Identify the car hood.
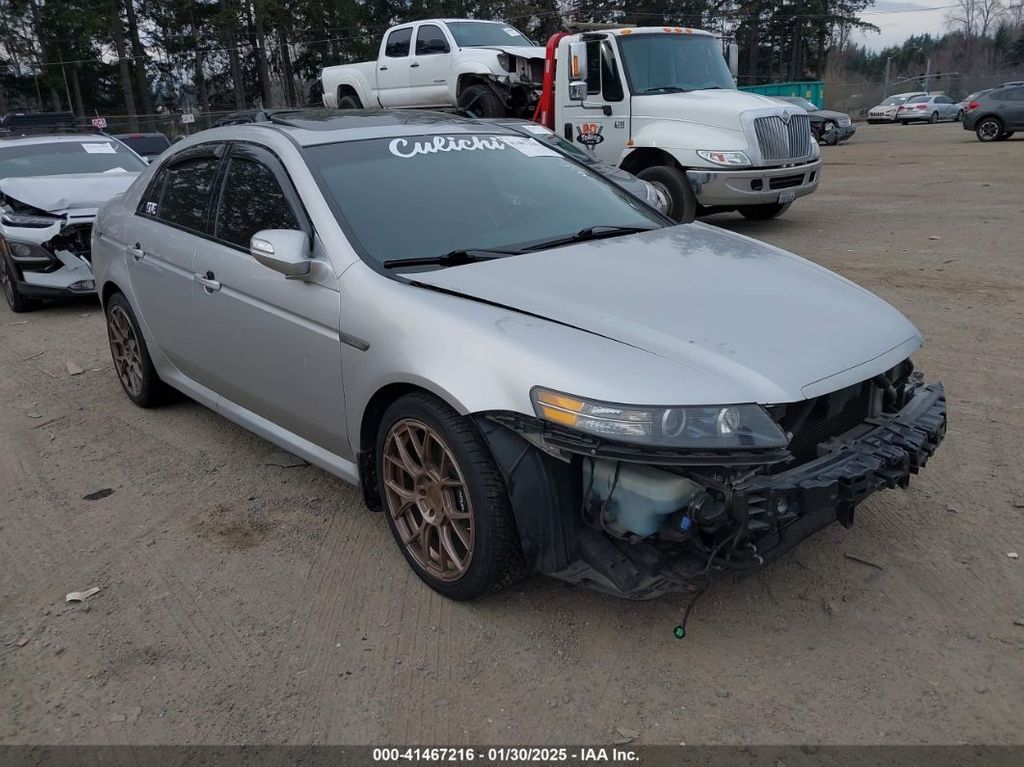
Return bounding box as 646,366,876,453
0,172,139,213
812,109,849,121
411,224,921,404
632,89,788,132
473,44,546,60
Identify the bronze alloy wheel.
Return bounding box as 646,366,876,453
382,418,475,582
107,305,144,397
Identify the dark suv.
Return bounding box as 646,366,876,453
963,84,1024,142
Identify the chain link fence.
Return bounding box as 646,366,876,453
824,71,1024,118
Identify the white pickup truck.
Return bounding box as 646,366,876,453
321,19,546,117
322,22,821,223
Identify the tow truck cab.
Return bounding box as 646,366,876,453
534,28,822,223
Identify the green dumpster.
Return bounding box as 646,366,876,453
738,81,825,109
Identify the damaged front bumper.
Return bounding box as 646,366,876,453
1,216,97,298
477,376,946,600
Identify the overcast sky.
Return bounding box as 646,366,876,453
855,1,954,50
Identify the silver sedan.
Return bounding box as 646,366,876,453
896,94,964,123
91,110,946,601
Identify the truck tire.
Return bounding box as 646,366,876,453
738,202,792,220
458,84,505,118
637,165,697,223
338,93,362,109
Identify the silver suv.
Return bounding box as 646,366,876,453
91,110,946,600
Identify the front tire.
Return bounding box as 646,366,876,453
738,202,792,221
637,165,697,223
376,392,524,600
0,247,37,313
104,292,172,408
457,84,505,118
976,117,1003,142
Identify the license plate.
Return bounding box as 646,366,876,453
779,191,796,204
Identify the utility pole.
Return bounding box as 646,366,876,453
883,56,892,97
923,57,931,93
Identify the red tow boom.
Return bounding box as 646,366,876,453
531,32,568,129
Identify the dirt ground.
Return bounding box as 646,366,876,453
1,123,1022,747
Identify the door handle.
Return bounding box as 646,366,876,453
380,66,388,71
410,62,420,68
195,271,221,292
128,243,145,261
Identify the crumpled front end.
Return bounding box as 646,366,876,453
476,363,946,599
0,204,98,298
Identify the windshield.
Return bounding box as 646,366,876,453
0,139,145,179
307,134,663,268
447,22,534,48
617,34,735,94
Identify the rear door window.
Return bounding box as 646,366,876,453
213,155,301,249
143,154,221,232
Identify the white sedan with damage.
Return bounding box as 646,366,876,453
0,134,144,312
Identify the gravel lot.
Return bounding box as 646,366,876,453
1,123,1022,746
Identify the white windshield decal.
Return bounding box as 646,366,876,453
503,27,518,36
388,135,508,159
82,143,116,154
500,136,560,157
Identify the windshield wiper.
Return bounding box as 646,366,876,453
519,225,659,253
641,86,689,94
382,248,521,270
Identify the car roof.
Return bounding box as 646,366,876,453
0,133,118,147
198,108,522,147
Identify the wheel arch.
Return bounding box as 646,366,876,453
356,380,473,510
336,84,363,108
619,147,682,176
100,279,124,308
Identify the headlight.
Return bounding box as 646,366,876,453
696,150,750,167
496,53,511,72
641,181,671,213
2,212,60,228
531,388,788,449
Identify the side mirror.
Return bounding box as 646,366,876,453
727,43,739,79
249,229,311,278
568,81,587,101
569,41,588,84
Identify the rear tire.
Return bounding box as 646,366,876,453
338,93,362,109
930,111,939,124
976,117,1003,142
457,84,505,118
104,292,173,408
956,109,964,122
376,392,524,600
637,165,697,223
738,202,792,221
0,248,37,313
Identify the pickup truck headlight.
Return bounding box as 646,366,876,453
531,388,788,449
2,212,60,228
496,53,511,72
696,150,750,167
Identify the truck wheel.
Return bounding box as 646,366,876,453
0,247,36,313
338,93,362,109
637,165,697,223
976,117,1003,142
457,84,505,118
738,202,792,221
376,392,524,600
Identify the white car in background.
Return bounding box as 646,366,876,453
0,133,145,312
867,92,926,123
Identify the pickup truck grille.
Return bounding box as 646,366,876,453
753,114,812,162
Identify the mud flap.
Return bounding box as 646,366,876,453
473,416,581,574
